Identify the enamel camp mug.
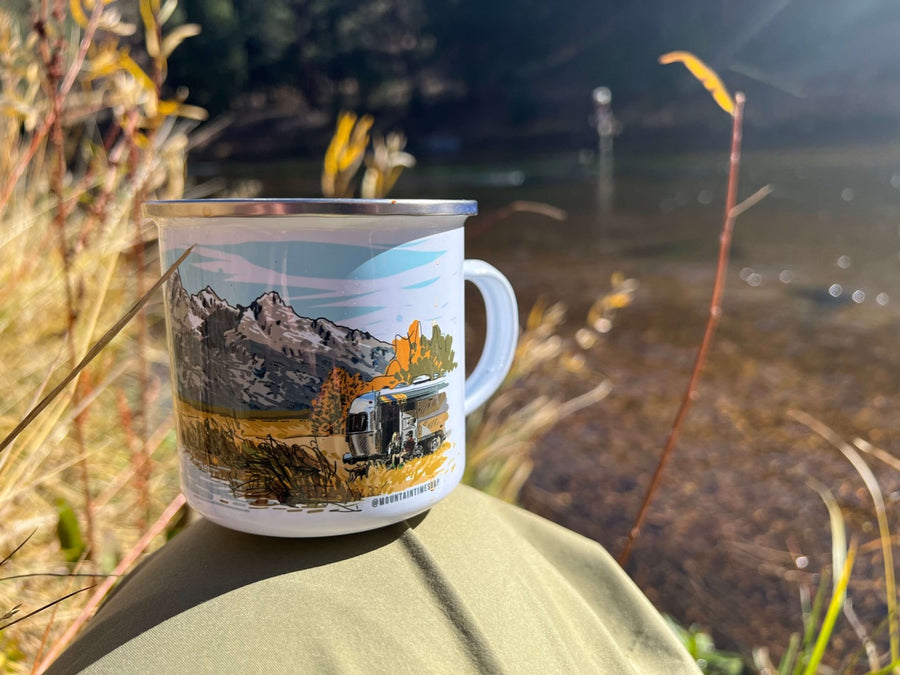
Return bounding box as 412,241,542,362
144,199,518,537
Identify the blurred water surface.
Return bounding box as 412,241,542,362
203,142,900,659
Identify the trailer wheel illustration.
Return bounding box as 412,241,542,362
343,375,449,468
426,432,443,454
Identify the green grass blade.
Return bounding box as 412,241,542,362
778,633,800,675
867,657,900,675
790,410,899,664
796,572,831,674
801,541,857,675
809,479,847,594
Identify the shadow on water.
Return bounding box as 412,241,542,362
208,143,900,663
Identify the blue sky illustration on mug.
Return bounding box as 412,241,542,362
165,236,454,340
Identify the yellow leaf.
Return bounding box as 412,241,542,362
162,23,201,58
69,0,88,28
158,99,208,120
157,99,179,116
85,46,120,80
175,104,208,121
360,167,382,199
158,0,178,25
337,114,372,173
337,145,364,174
525,297,549,332
116,49,156,93
407,320,420,346
350,114,373,148
334,112,357,145
659,51,735,115
140,0,160,59
604,292,632,310
322,111,374,196
324,112,355,177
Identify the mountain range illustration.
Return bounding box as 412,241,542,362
167,270,394,412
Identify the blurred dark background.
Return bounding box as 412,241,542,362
148,0,900,160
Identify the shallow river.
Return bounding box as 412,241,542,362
209,140,900,664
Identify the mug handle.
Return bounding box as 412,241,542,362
463,259,519,415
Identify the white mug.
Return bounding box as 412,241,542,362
145,199,518,536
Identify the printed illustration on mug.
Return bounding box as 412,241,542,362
167,270,458,509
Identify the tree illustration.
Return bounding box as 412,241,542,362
311,367,367,435
420,322,458,375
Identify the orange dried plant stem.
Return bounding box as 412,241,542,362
618,92,745,566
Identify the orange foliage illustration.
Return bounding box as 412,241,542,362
658,51,735,116
367,320,457,391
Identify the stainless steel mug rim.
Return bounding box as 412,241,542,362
143,198,478,218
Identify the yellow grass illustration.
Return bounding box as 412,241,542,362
178,399,314,440
345,443,451,497
176,401,451,505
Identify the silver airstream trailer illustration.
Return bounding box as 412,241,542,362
343,375,449,466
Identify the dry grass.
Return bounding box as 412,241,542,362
0,3,203,668
464,275,636,502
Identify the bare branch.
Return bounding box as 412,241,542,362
729,184,773,219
